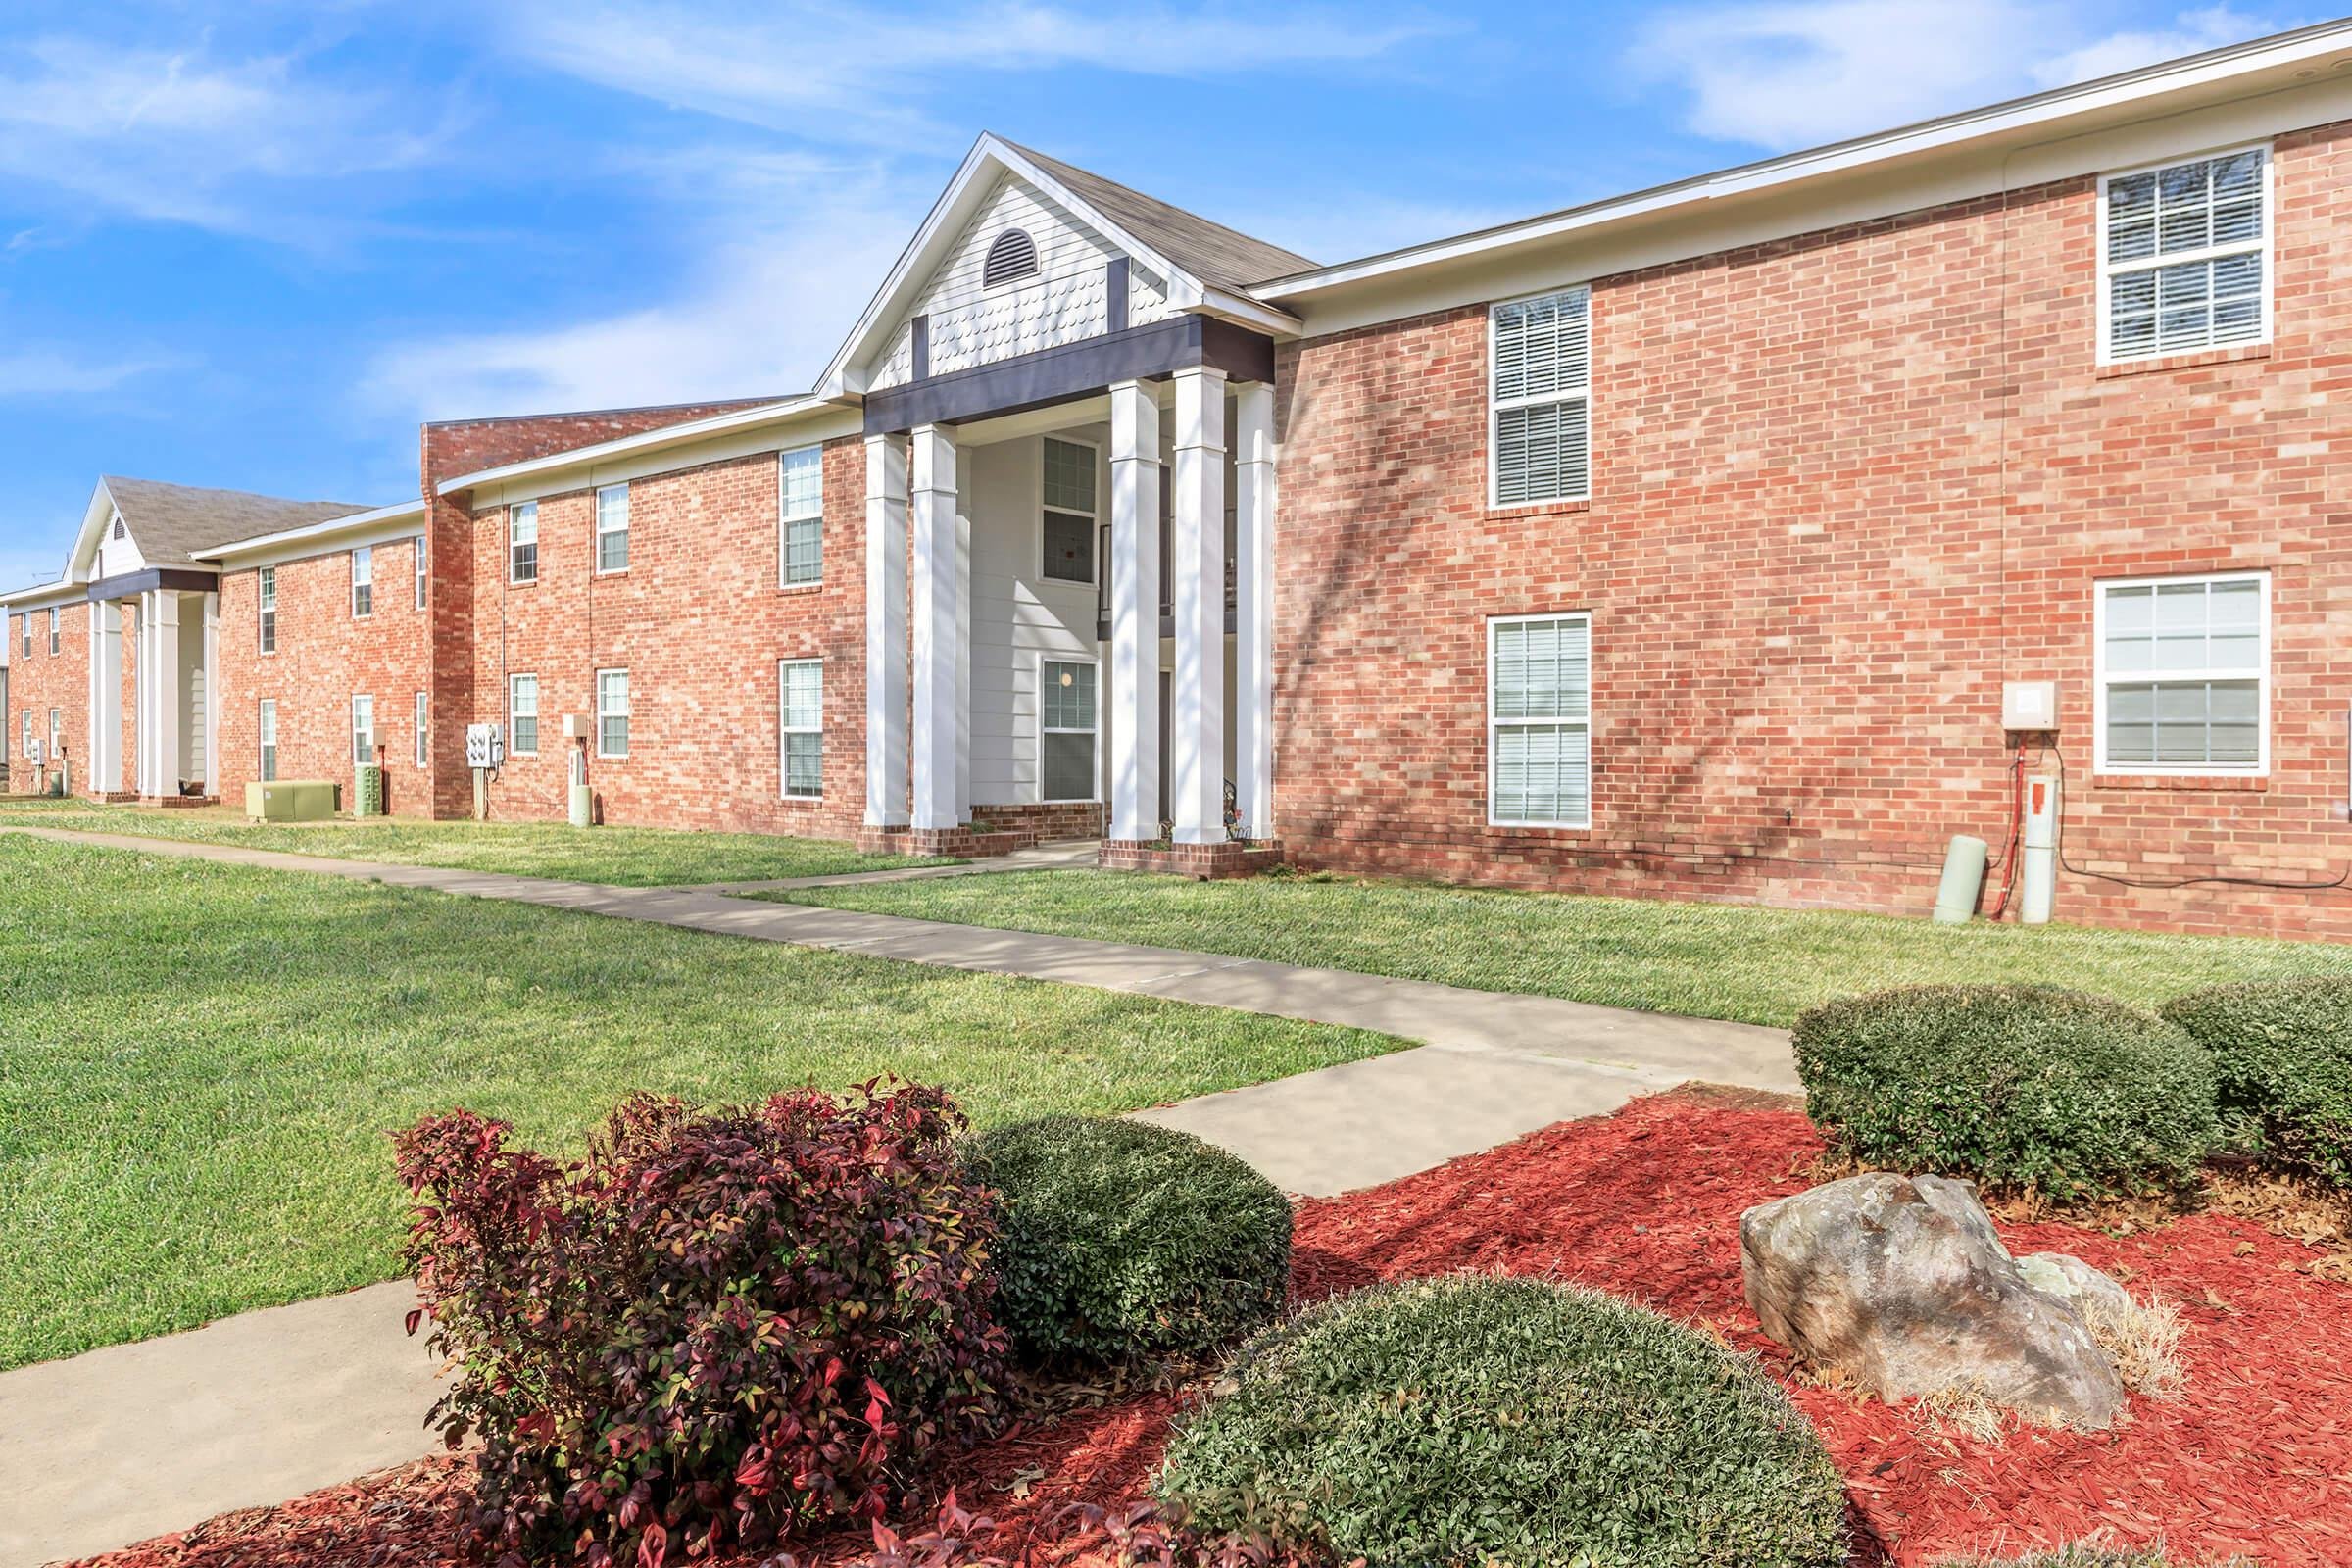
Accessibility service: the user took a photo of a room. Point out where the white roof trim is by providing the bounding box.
[0,578,78,609]
[1254,17,2352,299]
[434,394,837,496]
[194,498,426,562]
[815,134,1298,399]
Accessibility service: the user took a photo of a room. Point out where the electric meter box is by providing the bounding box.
[2001,680,2058,731]
[562,713,587,741]
[465,722,505,770]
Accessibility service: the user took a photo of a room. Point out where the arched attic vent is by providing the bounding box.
[982,227,1039,288]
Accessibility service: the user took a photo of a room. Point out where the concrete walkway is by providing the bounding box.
[0,823,1796,1566]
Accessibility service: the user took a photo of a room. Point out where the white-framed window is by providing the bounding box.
[510,502,538,584]
[596,483,630,574]
[48,607,60,655]
[1040,437,1099,585]
[415,535,429,611]
[2094,571,2268,775]
[258,566,277,655]
[415,691,429,768]
[259,699,278,782]
[352,694,375,766]
[1489,612,1592,828]
[508,673,540,756]
[780,659,823,798]
[21,710,32,760]
[20,613,29,659]
[48,708,63,760]
[597,668,629,758]
[351,546,373,618]
[1490,286,1592,508]
[1039,655,1099,803]
[2099,144,2270,364]
[780,446,824,587]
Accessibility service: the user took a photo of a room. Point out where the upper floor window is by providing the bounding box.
[415,534,429,611]
[1041,437,1098,585]
[19,613,28,659]
[259,566,278,655]
[2101,146,2269,364]
[351,546,374,618]
[982,228,1039,288]
[780,446,823,587]
[47,607,60,655]
[511,502,539,584]
[1490,612,1592,828]
[2095,571,2267,775]
[596,483,630,574]
[1491,287,1592,507]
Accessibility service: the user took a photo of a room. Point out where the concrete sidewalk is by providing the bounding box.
[1,822,1797,1566]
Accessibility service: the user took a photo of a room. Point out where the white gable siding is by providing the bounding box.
[97,517,146,578]
[870,174,1180,390]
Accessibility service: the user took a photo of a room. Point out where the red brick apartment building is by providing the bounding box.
[10,23,2352,938]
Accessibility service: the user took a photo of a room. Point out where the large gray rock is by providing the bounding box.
[1740,1173,2126,1430]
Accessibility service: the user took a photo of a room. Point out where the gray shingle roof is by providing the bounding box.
[1001,140,1315,292]
[103,477,376,564]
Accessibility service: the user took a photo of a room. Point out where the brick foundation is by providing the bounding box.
[970,801,1104,841]
[1100,839,1287,879]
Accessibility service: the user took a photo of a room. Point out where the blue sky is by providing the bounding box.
[0,1,2299,590]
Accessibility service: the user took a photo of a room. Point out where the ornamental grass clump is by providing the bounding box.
[395,1082,1007,1568]
[966,1116,1291,1365]
[2162,976,2352,1188]
[1155,1275,1849,1568]
[1793,985,2218,1202]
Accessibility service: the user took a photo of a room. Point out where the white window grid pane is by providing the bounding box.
[598,670,629,757]
[1042,661,1097,732]
[1042,509,1095,583]
[782,662,822,729]
[783,517,823,585]
[1042,439,1097,514]
[781,661,821,797]
[352,547,373,616]
[416,692,429,767]
[780,447,823,519]
[510,675,539,755]
[597,486,630,572]
[416,537,429,610]
[2104,149,2266,362]
[2099,575,2265,772]
[1493,289,1591,404]
[1491,616,1593,825]
[1494,398,1591,506]
[352,697,374,764]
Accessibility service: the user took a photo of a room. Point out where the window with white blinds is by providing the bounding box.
[780,447,823,586]
[780,659,822,798]
[1489,613,1592,827]
[1490,287,1591,507]
[2100,146,2268,363]
[2096,572,2267,774]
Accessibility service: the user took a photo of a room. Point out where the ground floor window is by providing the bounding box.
[20,710,31,760]
[352,695,374,766]
[1489,612,1592,828]
[2095,570,2268,773]
[509,674,539,756]
[48,709,62,760]
[1040,656,1098,802]
[597,669,629,759]
[259,699,278,782]
[415,691,429,768]
[780,659,822,798]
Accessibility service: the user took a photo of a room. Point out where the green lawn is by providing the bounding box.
[762,869,2352,1028]
[0,803,953,885]
[0,838,1399,1370]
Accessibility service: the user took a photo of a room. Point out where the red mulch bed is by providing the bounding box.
[67,1092,2352,1568]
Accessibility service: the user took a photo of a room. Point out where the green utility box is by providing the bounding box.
[246,780,342,822]
[355,763,385,819]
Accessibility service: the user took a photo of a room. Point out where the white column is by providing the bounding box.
[137,590,181,798]
[909,425,963,833]
[1169,366,1228,845]
[1107,380,1162,842]
[956,471,972,821]
[1234,382,1276,841]
[88,601,122,795]
[201,591,220,792]
[863,433,910,827]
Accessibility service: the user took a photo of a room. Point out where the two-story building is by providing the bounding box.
[10,20,2352,938]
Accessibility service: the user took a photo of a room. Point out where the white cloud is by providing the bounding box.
[365,156,914,418]
[501,1,1442,142]
[0,35,455,233]
[0,348,188,400]
[1631,2,2287,150]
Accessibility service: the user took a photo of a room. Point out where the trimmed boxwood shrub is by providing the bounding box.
[967,1116,1290,1365]
[2163,977,2352,1187]
[1793,985,2218,1200]
[395,1083,1006,1566]
[1155,1275,1848,1568]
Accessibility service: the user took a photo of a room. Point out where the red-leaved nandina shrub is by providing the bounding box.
[394,1081,1007,1567]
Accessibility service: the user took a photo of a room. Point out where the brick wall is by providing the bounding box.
[4,606,86,794]
[214,539,435,813]
[451,438,869,837]
[1272,120,2352,939]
